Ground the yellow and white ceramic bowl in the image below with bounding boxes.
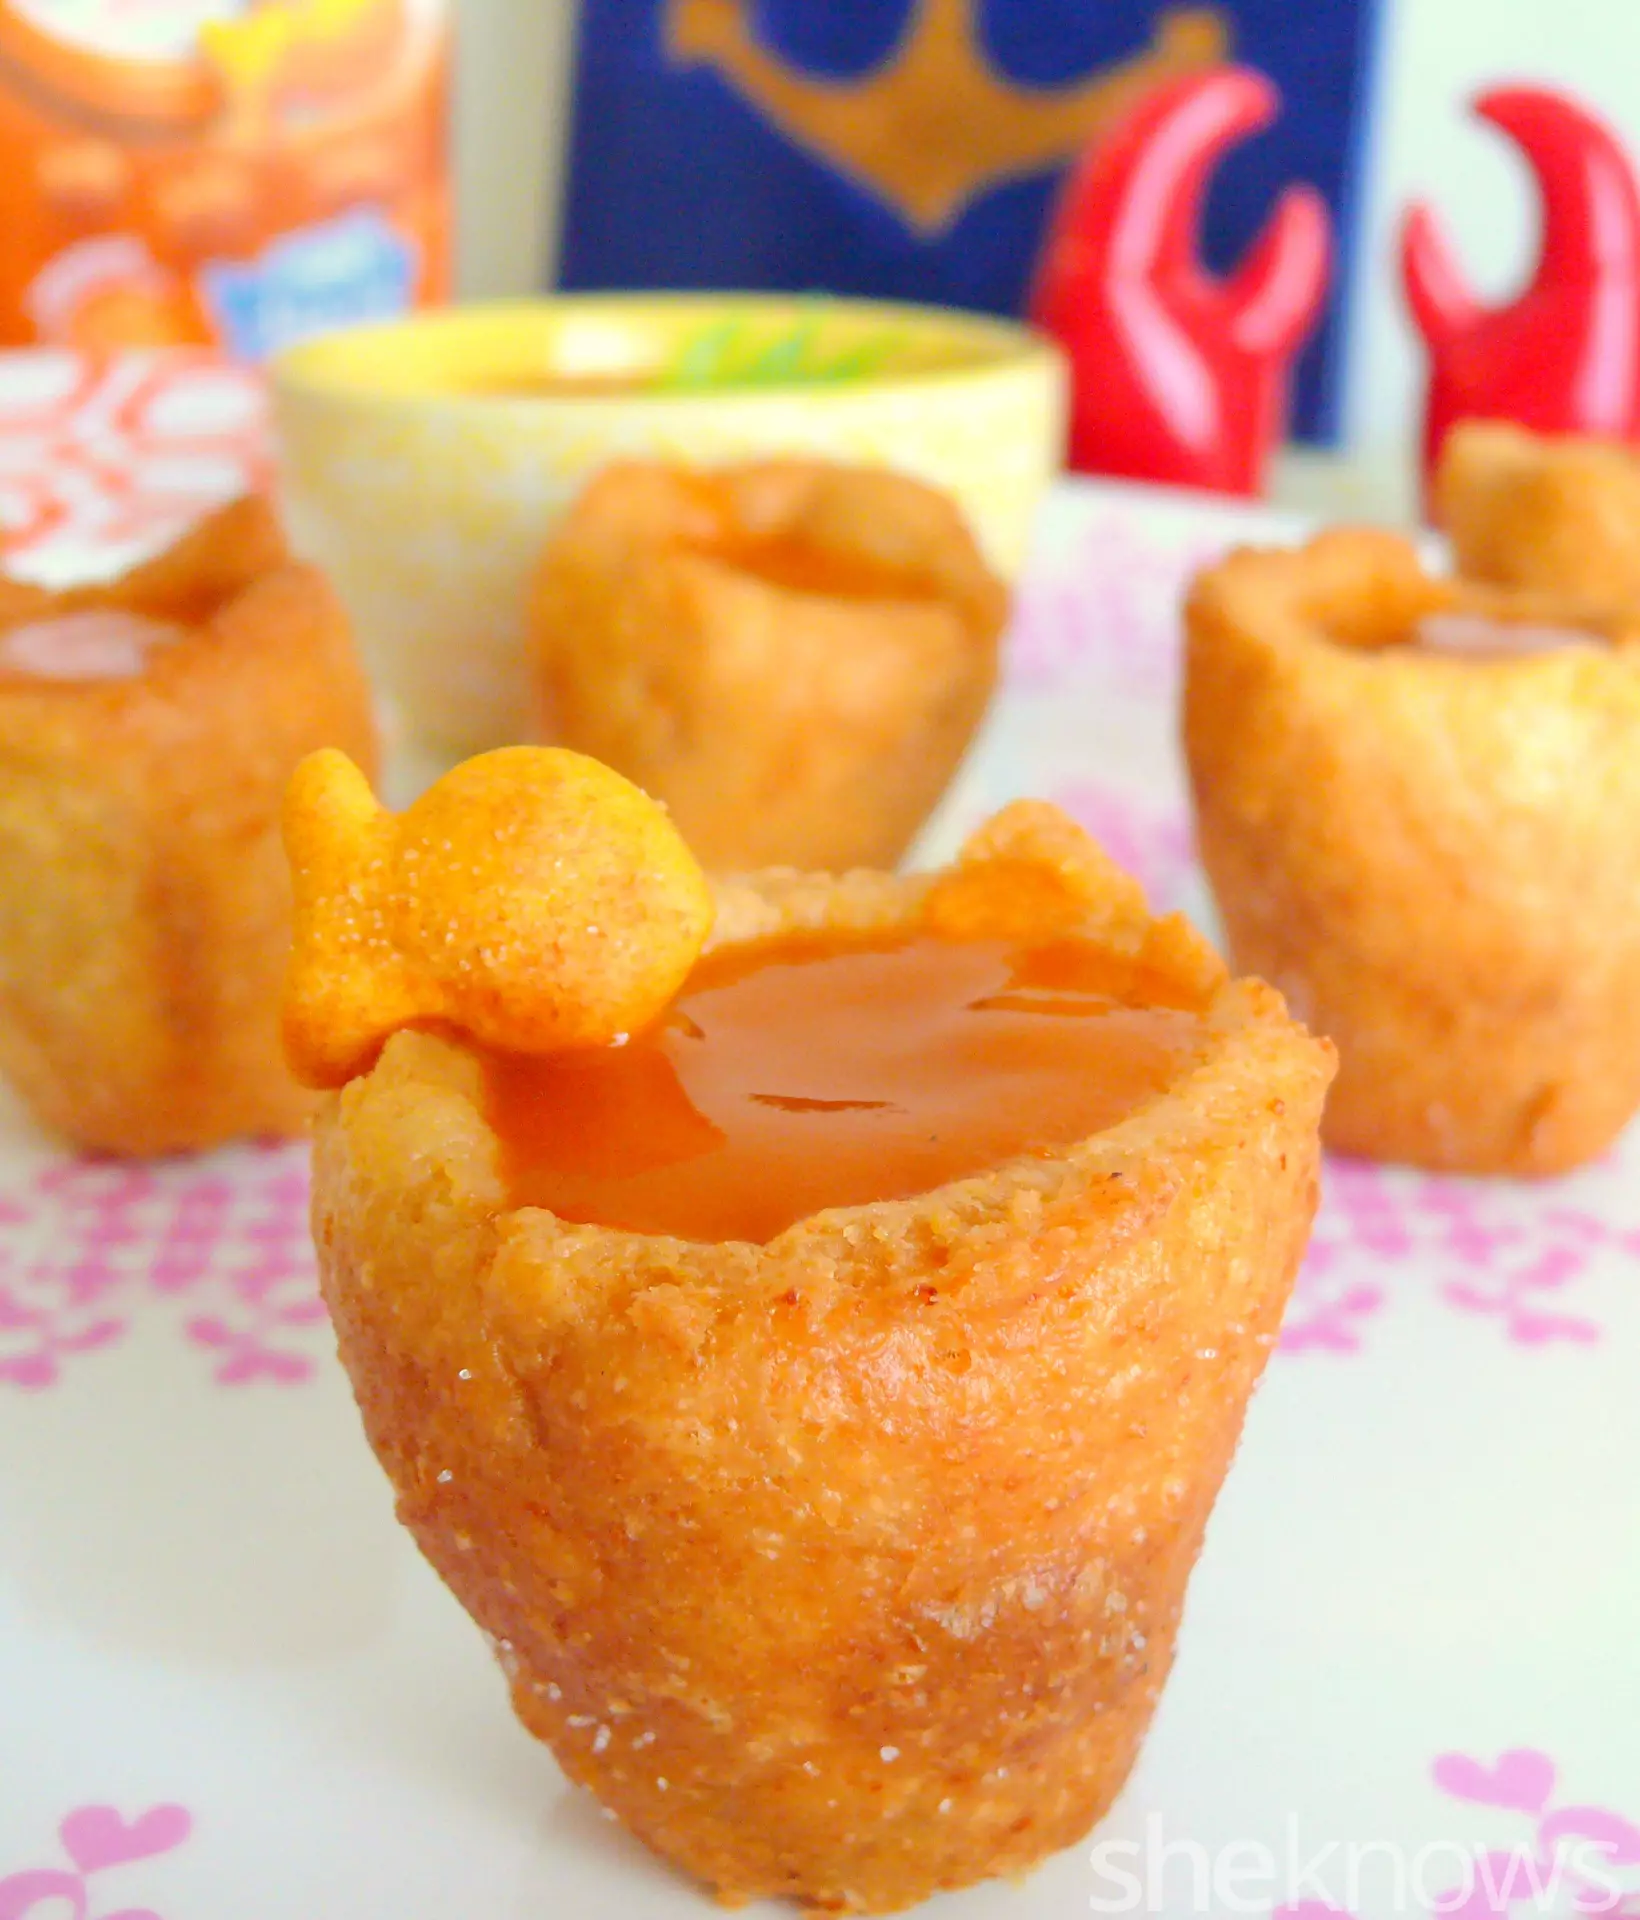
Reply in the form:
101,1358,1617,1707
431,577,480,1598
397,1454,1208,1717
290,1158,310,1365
271,295,1066,759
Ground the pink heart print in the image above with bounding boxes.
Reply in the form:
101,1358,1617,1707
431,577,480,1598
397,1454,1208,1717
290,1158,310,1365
1434,1749,1557,1814
58,1806,191,1875
0,1868,86,1920
1541,1807,1640,1866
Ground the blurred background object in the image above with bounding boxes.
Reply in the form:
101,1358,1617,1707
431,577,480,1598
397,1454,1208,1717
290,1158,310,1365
452,0,572,300
553,0,1377,448
271,294,1061,759
0,0,451,356
1402,86,1640,487
13,0,1640,506
1030,64,1330,493
454,0,1640,517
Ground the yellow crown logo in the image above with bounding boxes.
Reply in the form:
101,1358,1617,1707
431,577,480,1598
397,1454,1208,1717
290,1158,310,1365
666,0,1229,235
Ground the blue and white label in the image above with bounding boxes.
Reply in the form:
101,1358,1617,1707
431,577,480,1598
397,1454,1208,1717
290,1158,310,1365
202,208,417,361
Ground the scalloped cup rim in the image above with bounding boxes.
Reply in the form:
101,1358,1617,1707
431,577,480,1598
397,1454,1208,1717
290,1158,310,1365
335,801,1333,1282
1193,527,1640,679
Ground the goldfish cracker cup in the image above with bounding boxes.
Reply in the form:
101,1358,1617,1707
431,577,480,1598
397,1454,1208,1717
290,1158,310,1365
1185,527,1640,1176
272,296,1065,759
1436,420,1640,610
302,785,1333,1915
531,459,1007,872
0,497,378,1155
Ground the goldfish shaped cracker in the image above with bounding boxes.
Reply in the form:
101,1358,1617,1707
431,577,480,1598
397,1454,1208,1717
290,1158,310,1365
283,746,714,1088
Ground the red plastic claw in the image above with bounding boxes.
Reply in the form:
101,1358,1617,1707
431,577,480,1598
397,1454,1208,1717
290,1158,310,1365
1029,65,1331,496
1402,86,1640,484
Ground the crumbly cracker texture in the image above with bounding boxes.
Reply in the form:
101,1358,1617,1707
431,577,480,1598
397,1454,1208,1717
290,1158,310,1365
312,801,1333,1912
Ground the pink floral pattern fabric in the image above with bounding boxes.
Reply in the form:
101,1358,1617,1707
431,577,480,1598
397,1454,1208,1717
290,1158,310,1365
0,1804,191,1919
1430,1748,1640,1920
1287,1160,1638,1354
1008,508,1227,700
0,1146,323,1390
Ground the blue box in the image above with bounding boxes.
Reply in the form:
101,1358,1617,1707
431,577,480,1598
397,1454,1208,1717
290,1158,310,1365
559,0,1383,444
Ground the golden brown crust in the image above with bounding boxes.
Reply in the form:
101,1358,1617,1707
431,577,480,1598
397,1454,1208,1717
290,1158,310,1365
529,459,1007,873
1184,527,1640,1174
1435,420,1640,611
313,802,1332,1913
0,498,379,1155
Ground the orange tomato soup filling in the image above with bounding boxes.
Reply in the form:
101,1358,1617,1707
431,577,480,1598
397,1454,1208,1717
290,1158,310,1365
483,932,1208,1243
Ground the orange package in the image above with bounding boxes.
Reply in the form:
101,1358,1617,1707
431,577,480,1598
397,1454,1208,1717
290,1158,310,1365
0,0,447,354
